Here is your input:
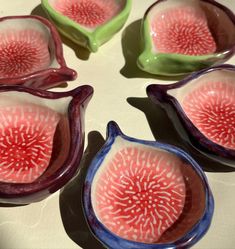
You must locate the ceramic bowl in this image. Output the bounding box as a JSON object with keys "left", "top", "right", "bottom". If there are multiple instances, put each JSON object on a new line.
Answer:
{"left": 147, "top": 64, "right": 235, "bottom": 167}
{"left": 41, "top": 0, "right": 132, "bottom": 52}
{"left": 0, "top": 84, "right": 93, "bottom": 205}
{"left": 83, "top": 121, "right": 214, "bottom": 249}
{"left": 0, "top": 15, "right": 77, "bottom": 89}
{"left": 137, "top": 0, "right": 235, "bottom": 77}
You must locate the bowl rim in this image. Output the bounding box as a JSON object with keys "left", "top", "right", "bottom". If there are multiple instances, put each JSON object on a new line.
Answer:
{"left": 83, "top": 121, "right": 214, "bottom": 249}
{"left": 0, "top": 15, "right": 77, "bottom": 87}
{"left": 0, "top": 84, "right": 93, "bottom": 204}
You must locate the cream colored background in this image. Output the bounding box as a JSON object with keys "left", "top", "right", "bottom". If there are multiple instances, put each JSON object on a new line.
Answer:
{"left": 0, "top": 1, "right": 235, "bottom": 248}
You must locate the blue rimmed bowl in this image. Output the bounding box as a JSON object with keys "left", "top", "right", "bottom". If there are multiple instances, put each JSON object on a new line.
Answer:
{"left": 147, "top": 64, "right": 235, "bottom": 167}
{"left": 83, "top": 121, "right": 214, "bottom": 249}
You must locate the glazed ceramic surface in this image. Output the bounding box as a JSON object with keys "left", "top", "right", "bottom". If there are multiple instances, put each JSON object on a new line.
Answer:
{"left": 147, "top": 64, "right": 235, "bottom": 167}
{"left": 0, "top": 15, "right": 77, "bottom": 89}
{"left": 84, "top": 122, "right": 214, "bottom": 249}
{"left": 41, "top": 0, "right": 132, "bottom": 52}
{"left": 0, "top": 84, "right": 93, "bottom": 204}
{"left": 138, "top": 0, "right": 235, "bottom": 76}
{"left": 1, "top": 1, "right": 235, "bottom": 249}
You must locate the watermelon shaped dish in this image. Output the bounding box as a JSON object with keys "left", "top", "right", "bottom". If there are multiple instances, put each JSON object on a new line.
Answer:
{"left": 137, "top": 0, "right": 235, "bottom": 76}
{"left": 147, "top": 64, "right": 235, "bottom": 167}
{"left": 83, "top": 121, "right": 214, "bottom": 249}
{"left": 0, "top": 15, "right": 77, "bottom": 89}
{"left": 41, "top": 0, "right": 132, "bottom": 52}
{"left": 0, "top": 84, "right": 93, "bottom": 204}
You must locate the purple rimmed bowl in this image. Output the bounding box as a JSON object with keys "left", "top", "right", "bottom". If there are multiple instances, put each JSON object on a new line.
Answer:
{"left": 147, "top": 64, "right": 235, "bottom": 167}
{"left": 0, "top": 84, "right": 93, "bottom": 204}
{"left": 0, "top": 15, "right": 77, "bottom": 89}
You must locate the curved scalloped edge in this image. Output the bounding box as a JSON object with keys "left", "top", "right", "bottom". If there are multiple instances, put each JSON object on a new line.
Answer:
{"left": 41, "top": 0, "right": 132, "bottom": 52}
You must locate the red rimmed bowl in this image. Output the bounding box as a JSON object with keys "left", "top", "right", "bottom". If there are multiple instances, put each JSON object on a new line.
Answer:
{"left": 147, "top": 64, "right": 235, "bottom": 167}
{"left": 0, "top": 15, "right": 77, "bottom": 89}
{"left": 0, "top": 84, "right": 93, "bottom": 204}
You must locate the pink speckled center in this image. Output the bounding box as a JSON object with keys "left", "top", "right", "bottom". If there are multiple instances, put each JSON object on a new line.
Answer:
{"left": 0, "top": 30, "right": 51, "bottom": 78}
{"left": 151, "top": 6, "right": 216, "bottom": 55}
{"left": 93, "top": 146, "right": 186, "bottom": 243}
{"left": 53, "top": 0, "right": 122, "bottom": 28}
{"left": 0, "top": 104, "right": 60, "bottom": 183}
{"left": 182, "top": 81, "right": 235, "bottom": 149}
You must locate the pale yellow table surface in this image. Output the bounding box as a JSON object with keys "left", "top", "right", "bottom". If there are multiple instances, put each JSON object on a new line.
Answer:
{"left": 0, "top": 1, "right": 235, "bottom": 248}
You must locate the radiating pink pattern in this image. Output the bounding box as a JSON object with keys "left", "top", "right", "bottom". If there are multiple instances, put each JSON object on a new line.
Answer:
{"left": 182, "top": 81, "right": 235, "bottom": 149}
{"left": 151, "top": 6, "right": 216, "bottom": 55}
{"left": 0, "top": 104, "right": 60, "bottom": 183}
{"left": 93, "top": 146, "right": 186, "bottom": 243}
{"left": 0, "top": 30, "right": 50, "bottom": 78}
{"left": 53, "top": 0, "right": 121, "bottom": 28}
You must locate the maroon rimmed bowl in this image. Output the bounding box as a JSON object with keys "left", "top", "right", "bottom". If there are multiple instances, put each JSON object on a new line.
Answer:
{"left": 0, "top": 84, "right": 93, "bottom": 204}
{"left": 147, "top": 64, "right": 235, "bottom": 167}
{"left": 0, "top": 15, "right": 77, "bottom": 89}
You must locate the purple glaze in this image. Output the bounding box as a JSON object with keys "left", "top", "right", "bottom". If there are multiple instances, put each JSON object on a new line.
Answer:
{"left": 0, "top": 84, "right": 93, "bottom": 204}
{"left": 147, "top": 64, "right": 235, "bottom": 166}
{"left": 0, "top": 15, "right": 77, "bottom": 89}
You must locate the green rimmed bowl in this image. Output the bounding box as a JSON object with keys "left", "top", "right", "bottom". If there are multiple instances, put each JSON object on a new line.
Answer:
{"left": 137, "top": 0, "right": 235, "bottom": 77}
{"left": 41, "top": 0, "right": 132, "bottom": 52}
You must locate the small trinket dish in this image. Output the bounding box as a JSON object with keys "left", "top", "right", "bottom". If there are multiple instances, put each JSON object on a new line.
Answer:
{"left": 0, "top": 15, "right": 77, "bottom": 89}
{"left": 147, "top": 64, "right": 235, "bottom": 167}
{"left": 0, "top": 84, "right": 93, "bottom": 205}
{"left": 41, "top": 0, "right": 132, "bottom": 52}
{"left": 137, "top": 0, "right": 235, "bottom": 76}
{"left": 83, "top": 121, "right": 214, "bottom": 249}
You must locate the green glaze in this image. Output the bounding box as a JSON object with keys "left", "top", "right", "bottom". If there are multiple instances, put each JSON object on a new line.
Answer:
{"left": 41, "top": 0, "right": 132, "bottom": 52}
{"left": 137, "top": 15, "right": 227, "bottom": 76}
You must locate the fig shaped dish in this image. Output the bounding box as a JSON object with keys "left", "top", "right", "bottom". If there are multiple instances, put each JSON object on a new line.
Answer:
{"left": 41, "top": 0, "right": 132, "bottom": 52}
{"left": 147, "top": 64, "right": 235, "bottom": 167}
{"left": 83, "top": 121, "right": 214, "bottom": 249}
{"left": 0, "top": 84, "right": 93, "bottom": 205}
{"left": 0, "top": 15, "right": 77, "bottom": 89}
{"left": 137, "top": 0, "right": 235, "bottom": 77}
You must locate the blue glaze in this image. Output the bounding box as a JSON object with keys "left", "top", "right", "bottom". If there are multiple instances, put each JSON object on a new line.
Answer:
{"left": 83, "top": 121, "right": 214, "bottom": 249}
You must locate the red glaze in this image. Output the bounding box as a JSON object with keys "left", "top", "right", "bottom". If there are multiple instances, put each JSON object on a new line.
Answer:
{"left": 0, "top": 104, "right": 60, "bottom": 183}
{"left": 54, "top": 0, "right": 121, "bottom": 28}
{"left": 0, "top": 30, "right": 50, "bottom": 78}
{"left": 151, "top": 6, "right": 216, "bottom": 55}
{"left": 182, "top": 81, "right": 235, "bottom": 149}
{"left": 93, "top": 146, "right": 186, "bottom": 243}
